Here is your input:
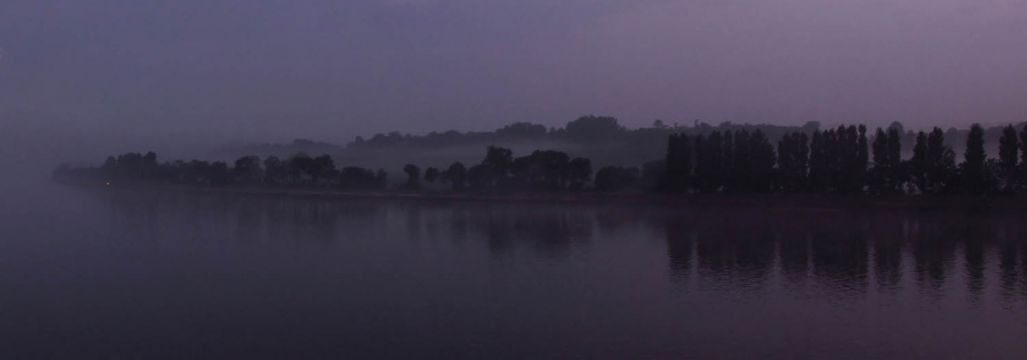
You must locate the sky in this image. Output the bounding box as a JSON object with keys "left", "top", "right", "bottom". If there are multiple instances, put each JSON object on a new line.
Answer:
{"left": 1, "top": 0, "right": 1026, "bottom": 151}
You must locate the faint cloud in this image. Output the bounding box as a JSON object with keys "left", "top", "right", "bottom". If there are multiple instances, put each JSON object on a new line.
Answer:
{"left": 379, "top": 0, "right": 441, "bottom": 7}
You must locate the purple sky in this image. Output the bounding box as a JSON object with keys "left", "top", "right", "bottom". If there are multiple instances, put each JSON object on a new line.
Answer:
{"left": 1, "top": 0, "right": 1026, "bottom": 145}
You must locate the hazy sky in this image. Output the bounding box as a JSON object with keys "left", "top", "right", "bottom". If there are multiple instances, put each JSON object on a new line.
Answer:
{"left": 2, "top": 0, "right": 1026, "bottom": 146}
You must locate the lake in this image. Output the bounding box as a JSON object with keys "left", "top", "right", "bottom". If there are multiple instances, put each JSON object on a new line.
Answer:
{"left": 2, "top": 181, "right": 1026, "bottom": 359}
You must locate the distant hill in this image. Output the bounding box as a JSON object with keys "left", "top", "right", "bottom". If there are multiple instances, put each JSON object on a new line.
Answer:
{"left": 210, "top": 116, "right": 815, "bottom": 169}
{"left": 209, "top": 115, "right": 1026, "bottom": 169}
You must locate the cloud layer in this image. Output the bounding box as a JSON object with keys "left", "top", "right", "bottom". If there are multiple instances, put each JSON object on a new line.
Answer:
{"left": 1, "top": 0, "right": 1025, "bottom": 148}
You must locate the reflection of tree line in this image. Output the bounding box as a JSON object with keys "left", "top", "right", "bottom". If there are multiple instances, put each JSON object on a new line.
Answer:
{"left": 453, "top": 206, "right": 594, "bottom": 257}
{"left": 103, "top": 192, "right": 1027, "bottom": 298}
{"left": 663, "top": 210, "right": 1027, "bottom": 297}
{"left": 104, "top": 192, "right": 385, "bottom": 245}
{"left": 103, "top": 193, "right": 597, "bottom": 257}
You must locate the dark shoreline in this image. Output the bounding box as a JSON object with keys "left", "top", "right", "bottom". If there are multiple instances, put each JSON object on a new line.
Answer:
{"left": 61, "top": 182, "right": 1027, "bottom": 212}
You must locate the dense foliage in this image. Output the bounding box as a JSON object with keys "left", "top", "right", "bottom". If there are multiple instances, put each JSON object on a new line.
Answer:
{"left": 660, "top": 123, "right": 1027, "bottom": 195}
{"left": 56, "top": 123, "right": 1027, "bottom": 197}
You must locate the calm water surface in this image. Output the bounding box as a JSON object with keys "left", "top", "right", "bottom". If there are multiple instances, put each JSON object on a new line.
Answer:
{"left": 2, "top": 181, "right": 1027, "bottom": 359}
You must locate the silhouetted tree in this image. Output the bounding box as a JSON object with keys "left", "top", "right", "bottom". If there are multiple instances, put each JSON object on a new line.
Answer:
{"left": 101, "top": 152, "right": 160, "bottom": 182}
{"left": 665, "top": 134, "right": 692, "bottom": 192}
{"left": 856, "top": 125, "right": 869, "bottom": 190}
{"left": 568, "top": 157, "right": 592, "bottom": 190}
{"left": 444, "top": 162, "right": 468, "bottom": 191}
{"left": 809, "top": 131, "right": 828, "bottom": 192}
{"left": 233, "top": 156, "right": 263, "bottom": 185}
{"left": 403, "top": 164, "right": 421, "bottom": 189}
{"left": 594, "top": 166, "right": 639, "bottom": 192}
{"left": 424, "top": 167, "right": 440, "bottom": 184}
{"left": 467, "top": 164, "right": 488, "bottom": 190}
{"left": 181, "top": 160, "right": 210, "bottom": 185}
{"left": 1020, "top": 125, "right": 1027, "bottom": 189}
{"left": 693, "top": 133, "right": 724, "bottom": 193}
{"left": 924, "top": 128, "right": 956, "bottom": 194}
{"left": 834, "top": 126, "right": 856, "bottom": 193}
{"left": 870, "top": 129, "right": 887, "bottom": 194}
{"left": 482, "top": 146, "right": 513, "bottom": 187}
{"left": 664, "top": 129, "right": 775, "bottom": 193}
{"left": 311, "top": 154, "right": 336, "bottom": 186}
{"left": 103, "top": 156, "right": 117, "bottom": 170}
{"left": 888, "top": 121, "right": 905, "bottom": 136}
{"left": 731, "top": 129, "right": 752, "bottom": 192}
{"left": 375, "top": 169, "right": 389, "bottom": 189}
{"left": 777, "top": 132, "right": 809, "bottom": 192}
{"left": 495, "top": 122, "right": 548, "bottom": 138}
{"left": 338, "top": 166, "right": 383, "bottom": 190}
{"left": 640, "top": 160, "right": 666, "bottom": 191}
{"left": 870, "top": 128, "right": 903, "bottom": 194}
{"left": 563, "top": 115, "right": 624, "bottom": 143}
{"left": 740, "top": 130, "right": 776, "bottom": 193}
{"left": 721, "top": 131, "right": 736, "bottom": 191}
{"left": 962, "top": 124, "right": 990, "bottom": 195}
{"left": 998, "top": 125, "right": 1019, "bottom": 192}
{"left": 263, "top": 156, "right": 288, "bottom": 186}
{"left": 887, "top": 127, "right": 904, "bottom": 191}
{"left": 208, "top": 161, "right": 232, "bottom": 186}
{"left": 288, "top": 153, "right": 314, "bottom": 185}
{"left": 512, "top": 150, "right": 570, "bottom": 190}
{"left": 820, "top": 129, "right": 839, "bottom": 192}
{"left": 910, "top": 131, "right": 928, "bottom": 192}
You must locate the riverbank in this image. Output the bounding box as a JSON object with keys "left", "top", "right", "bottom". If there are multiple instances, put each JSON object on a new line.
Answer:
{"left": 59, "top": 182, "right": 1027, "bottom": 212}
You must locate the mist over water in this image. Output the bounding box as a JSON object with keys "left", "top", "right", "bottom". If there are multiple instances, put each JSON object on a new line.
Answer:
{"left": 2, "top": 184, "right": 1026, "bottom": 359}
{"left": 3, "top": 0, "right": 1027, "bottom": 358}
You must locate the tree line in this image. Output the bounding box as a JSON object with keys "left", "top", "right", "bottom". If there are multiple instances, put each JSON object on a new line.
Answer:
{"left": 663, "top": 123, "right": 1027, "bottom": 195}
{"left": 54, "top": 153, "right": 388, "bottom": 190}
{"left": 55, "top": 123, "right": 1027, "bottom": 197}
